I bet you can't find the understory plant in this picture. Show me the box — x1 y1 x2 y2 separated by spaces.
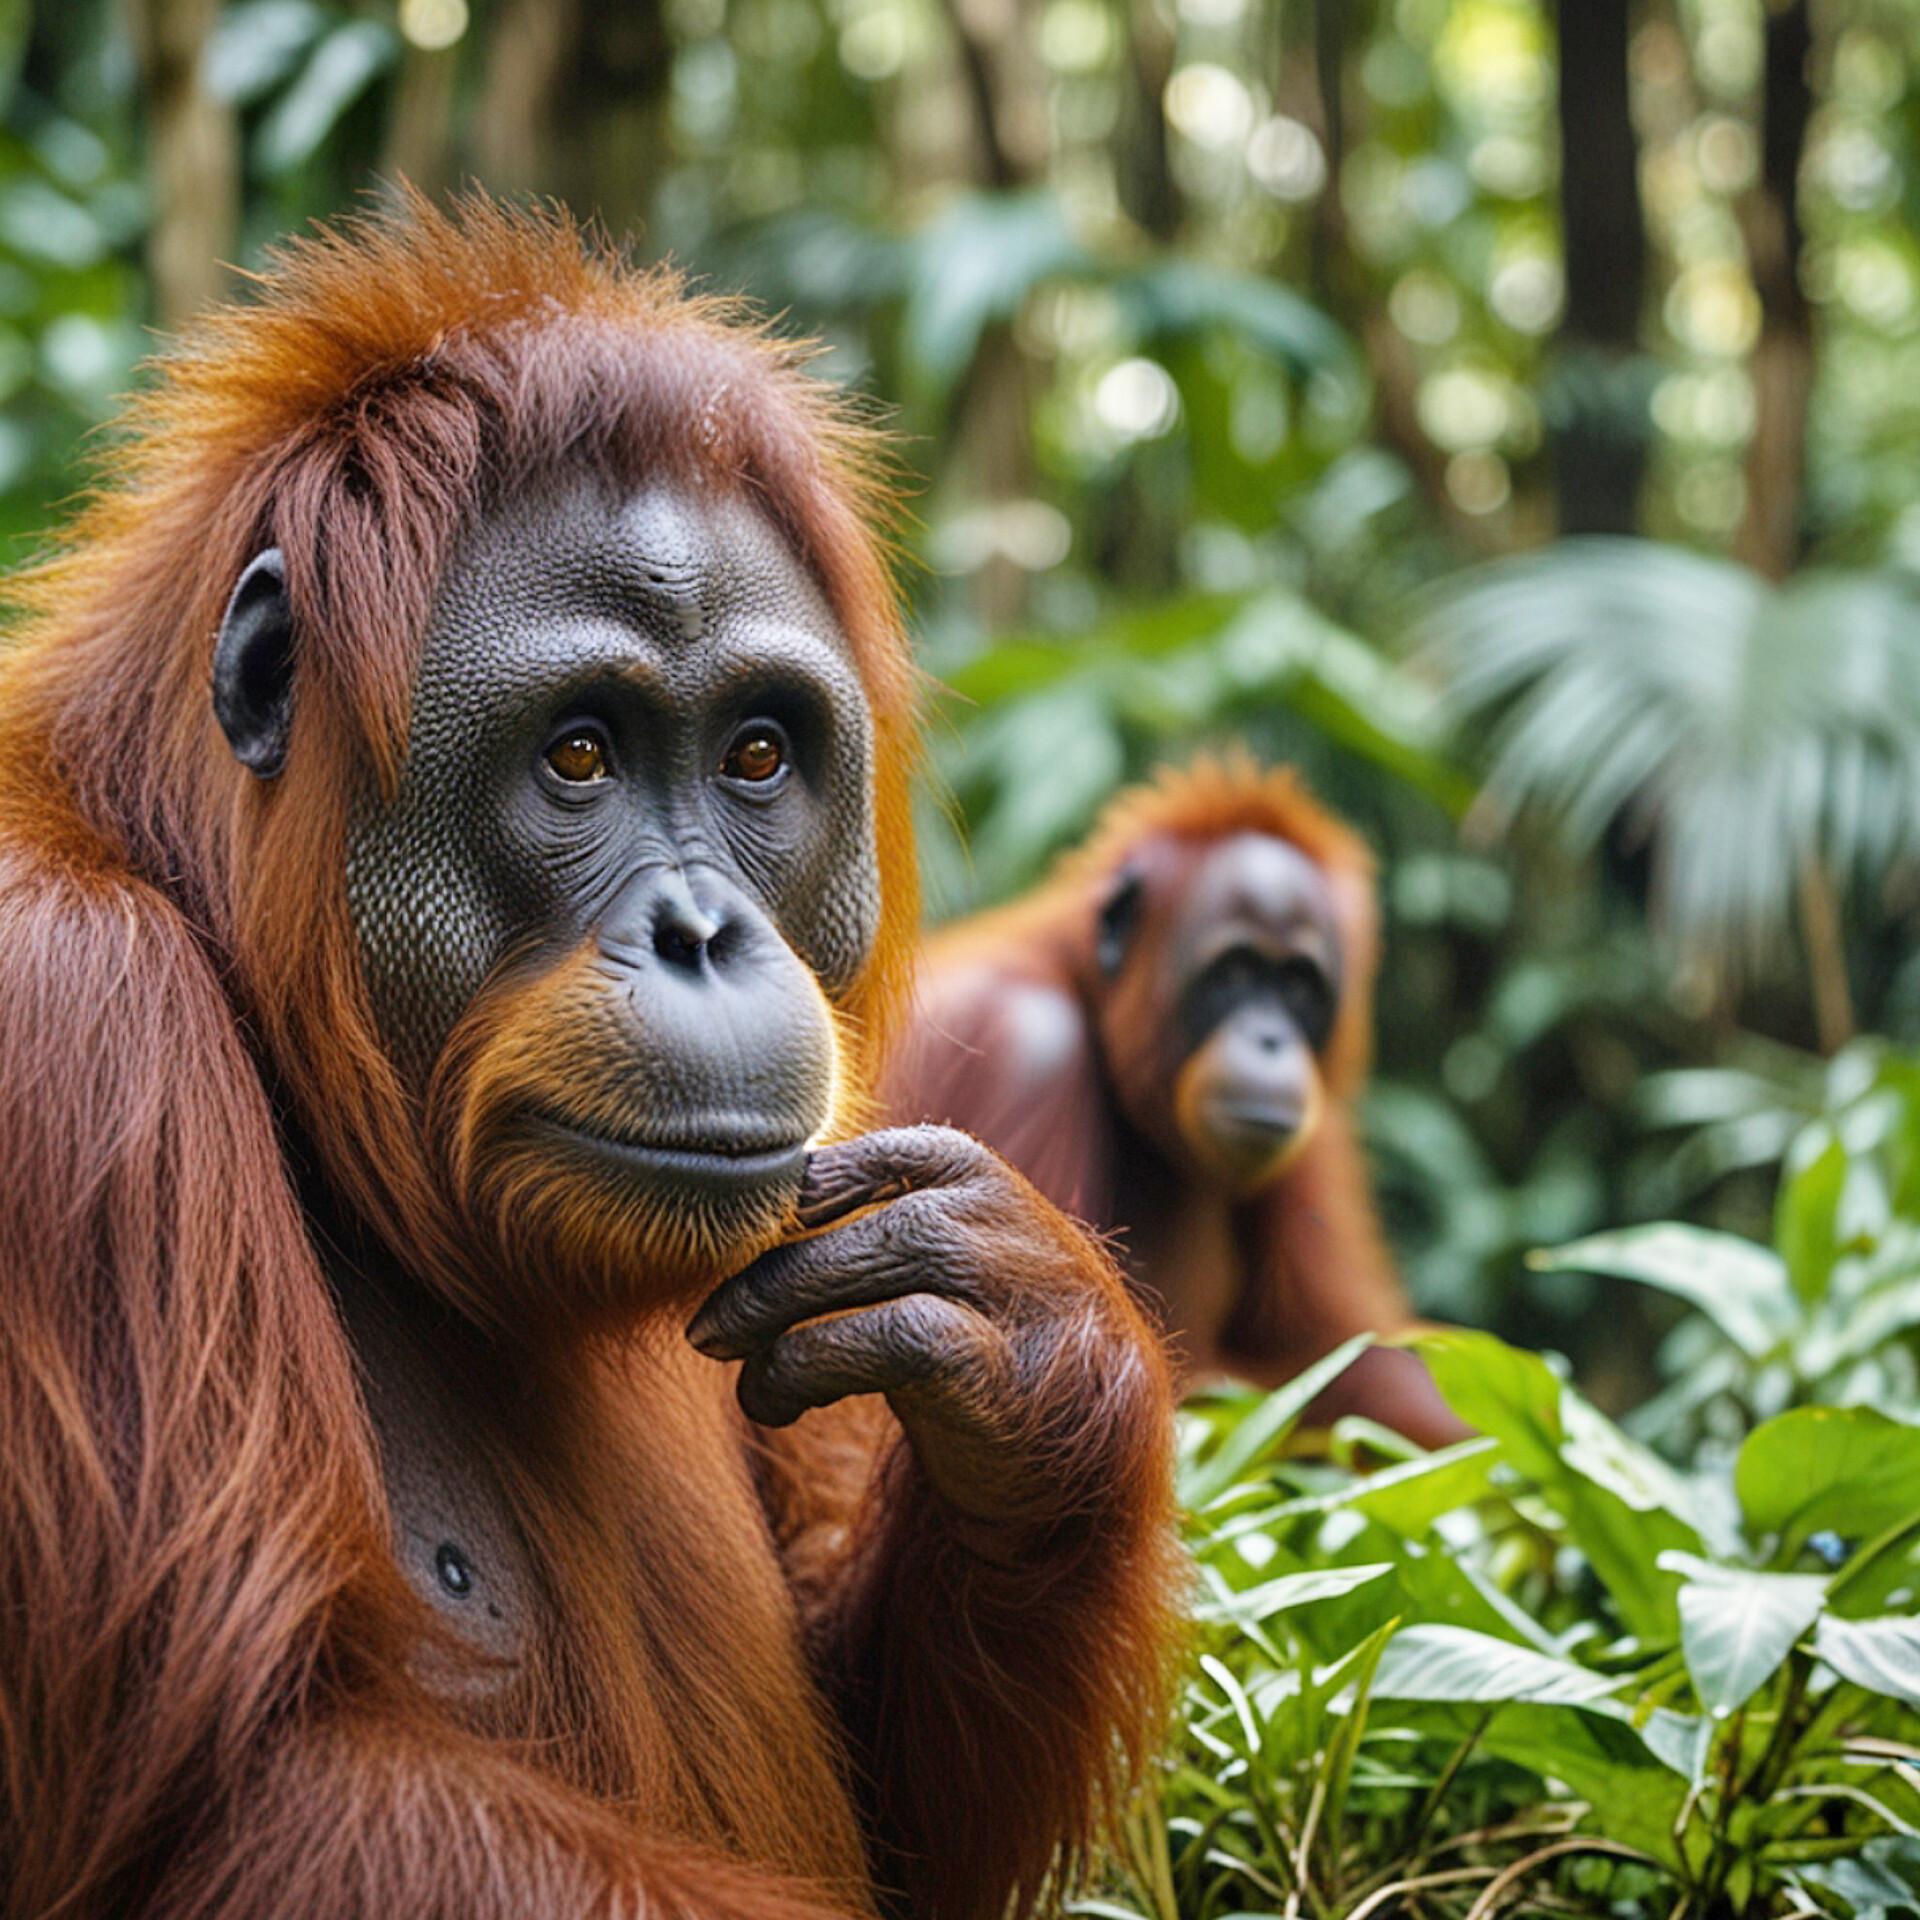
1544 1047 1920 1454
1093 1059 1920 1919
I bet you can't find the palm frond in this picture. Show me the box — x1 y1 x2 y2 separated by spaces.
1415 539 1920 975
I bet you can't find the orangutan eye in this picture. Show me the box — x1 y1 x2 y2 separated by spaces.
544 727 610 784
720 724 787 786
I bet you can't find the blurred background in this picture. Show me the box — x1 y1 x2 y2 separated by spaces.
4 0 1920 1402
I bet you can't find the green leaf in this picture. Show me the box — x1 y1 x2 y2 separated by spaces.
900 191 1086 412
1112 259 1359 386
205 0 326 106
1778 1125 1848 1307
1418 542 1920 973
1559 1389 1705 1528
1659 1552 1825 1717
1386 1699 1695 1862
1196 1652 1263 1755
1313 1436 1502 1536
1414 1329 1700 1639
1413 1329 1564 1470
1736 1406 1920 1555
253 20 397 176
1531 1223 1795 1358
1197 1563 1392 1626
1814 1612 1920 1708
1181 1334 1372 1508
1371 1624 1620 1706
1790 1834 1920 1917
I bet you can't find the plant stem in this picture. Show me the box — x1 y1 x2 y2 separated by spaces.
1346 1864 1498 1920
1461 1839 1656 1920
1744 1651 1811 1805
1797 854 1854 1055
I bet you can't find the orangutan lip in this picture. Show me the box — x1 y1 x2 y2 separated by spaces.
527 1114 808 1187
1212 1105 1300 1139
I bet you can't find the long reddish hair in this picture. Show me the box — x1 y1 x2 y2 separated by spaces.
935 749 1380 1094
0 192 921 1910
2 188 921 1328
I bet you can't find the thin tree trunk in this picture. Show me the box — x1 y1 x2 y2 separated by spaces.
1734 0 1815 580
383 39 459 197
128 0 237 327
940 0 1018 189
1115 0 1177 242
474 0 671 244
1798 853 1855 1054
1309 0 1345 304
1303 0 1497 550
935 0 1044 625
1552 0 1649 534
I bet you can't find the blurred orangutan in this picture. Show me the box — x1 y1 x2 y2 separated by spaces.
885 755 1464 1449
0 195 1181 1920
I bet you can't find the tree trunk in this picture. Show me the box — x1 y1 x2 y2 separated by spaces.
1552 0 1649 534
383 40 459 198
1115 0 1178 242
1734 0 1815 580
474 0 671 245
129 0 237 327
1302 0 1498 549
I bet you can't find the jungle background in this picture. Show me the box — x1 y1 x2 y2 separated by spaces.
10 0 1920 1912
6 0 1920 1392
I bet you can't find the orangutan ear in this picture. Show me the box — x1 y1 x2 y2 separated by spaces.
1095 868 1144 978
213 548 295 779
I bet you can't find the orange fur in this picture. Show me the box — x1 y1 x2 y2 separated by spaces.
0 194 1174 1920
887 752 1463 1445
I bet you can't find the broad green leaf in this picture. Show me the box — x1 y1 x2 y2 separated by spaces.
1814 1612 1920 1708
1413 1329 1564 1474
1322 1436 1501 1536
1414 1330 1699 1639
0 0 26 110
942 594 1247 704
1181 1334 1371 1508
1197 1563 1392 1625
206 0 326 105
1736 1406 1920 1554
1820 1266 1920 1371
1791 1833 1920 1916
1371 1623 1620 1706
1636 1706 1715 1785
900 191 1087 411
1531 1223 1794 1358
1659 1552 1825 1717
1560 1389 1704 1530
1112 259 1359 385
1778 1125 1848 1307
253 20 396 176
1387 1698 1693 1862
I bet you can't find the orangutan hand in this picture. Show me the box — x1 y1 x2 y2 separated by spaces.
686 1125 1167 1530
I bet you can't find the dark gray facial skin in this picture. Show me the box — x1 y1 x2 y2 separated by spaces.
1091 832 1343 1185
344 471 881 1185
1167 835 1341 1174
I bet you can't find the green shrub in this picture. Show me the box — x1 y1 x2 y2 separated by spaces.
1096 1062 1920 1919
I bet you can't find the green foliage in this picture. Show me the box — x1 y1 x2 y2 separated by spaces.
1417 540 1920 978
919 584 1467 917
1541 1050 1920 1449
1095 1317 1920 1920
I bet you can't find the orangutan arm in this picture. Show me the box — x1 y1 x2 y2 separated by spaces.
711 1129 1187 1920
0 855 853 1920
